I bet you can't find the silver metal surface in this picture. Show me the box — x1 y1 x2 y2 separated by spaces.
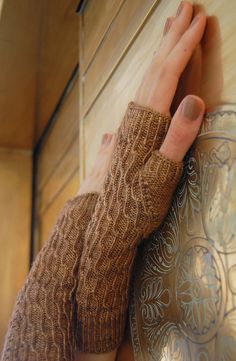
129 109 236 361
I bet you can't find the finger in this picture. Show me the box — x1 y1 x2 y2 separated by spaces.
101 133 113 146
166 14 207 78
101 133 109 145
170 44 202 115
152 16 174 59
180 44 202 95
158 1 193 60
154 13 207 114
159 95 205 162
162 16 175 38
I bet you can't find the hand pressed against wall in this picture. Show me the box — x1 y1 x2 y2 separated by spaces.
1 2 207 361
78 133 117 195
78 1 206 200
134 1 206 162
76 1 207 359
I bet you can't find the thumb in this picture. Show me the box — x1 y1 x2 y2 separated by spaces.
159 95 205 162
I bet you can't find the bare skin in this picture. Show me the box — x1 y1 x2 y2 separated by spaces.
76 1 207 360
77 133 117 196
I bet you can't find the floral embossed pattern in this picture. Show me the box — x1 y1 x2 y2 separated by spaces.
129 110 236 361
140 278 171 322
176 241 224 343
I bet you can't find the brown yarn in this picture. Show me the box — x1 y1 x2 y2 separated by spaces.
1 101 183 359
1 193 99 360
76 101 183 352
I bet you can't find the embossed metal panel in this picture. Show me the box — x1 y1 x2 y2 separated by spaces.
129 109 236 361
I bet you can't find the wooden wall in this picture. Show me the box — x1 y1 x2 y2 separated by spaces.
2 0 236 356
0 0 79 150
35 0 79 142
0 0 79 350
0 0 42 149
35 78 80 250
78 0 236 358
79 0 236 179
79 0 162 179
0 149 32 350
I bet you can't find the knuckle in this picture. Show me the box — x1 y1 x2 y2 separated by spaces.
180 35 194 56
158 61 170 79
168 122 192 144
170 127 184 144
171 22 183 38
166 124 183 146
165 122 197 157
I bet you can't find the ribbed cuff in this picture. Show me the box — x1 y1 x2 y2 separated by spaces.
118 101 172 150
76 306 128 353
128 100 170 115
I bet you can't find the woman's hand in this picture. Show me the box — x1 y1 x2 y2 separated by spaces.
78 1 206 199
78 133 117 195
76 1 207 358
134 0 206 162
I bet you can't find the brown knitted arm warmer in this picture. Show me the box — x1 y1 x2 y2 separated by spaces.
76 101 183 352
1 192 99 361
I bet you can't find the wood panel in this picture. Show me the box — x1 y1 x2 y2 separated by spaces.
38 170 79 247
38 78 79 191
36 75 80 250
81 0 124 72
78 1 236 358
0 149 32 350
0 0 79 150
39 139 79 214
35 0 79 141
0 0 42 149
81 0 158 116
80 0 236 179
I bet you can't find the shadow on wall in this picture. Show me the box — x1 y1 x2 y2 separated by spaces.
171 4 223 115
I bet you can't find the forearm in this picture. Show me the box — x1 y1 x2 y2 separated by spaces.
76 102 183 353
75 1 206 355
1 192 99 361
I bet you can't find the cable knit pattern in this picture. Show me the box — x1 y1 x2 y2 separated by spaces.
76 101 183 352
1 101 184 359
1 192 99 361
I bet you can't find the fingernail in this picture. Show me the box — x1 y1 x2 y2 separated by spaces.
163 18 172 35
106 134 112 144
182 96 202 120
102 134 108 145
176 1 184 16
190 14 200 28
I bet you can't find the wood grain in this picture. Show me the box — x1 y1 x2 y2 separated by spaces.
0 1 42 149
81 0 158 116
38 78 79 191
81 0 236 178
36 76 80 251
39 139 79 215
0 0 79 149
38 170 79 248
81 0 124 73
35 0 79 141
0 149 32 350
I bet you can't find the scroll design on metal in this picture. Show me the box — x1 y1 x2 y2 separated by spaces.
129 110 236 361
